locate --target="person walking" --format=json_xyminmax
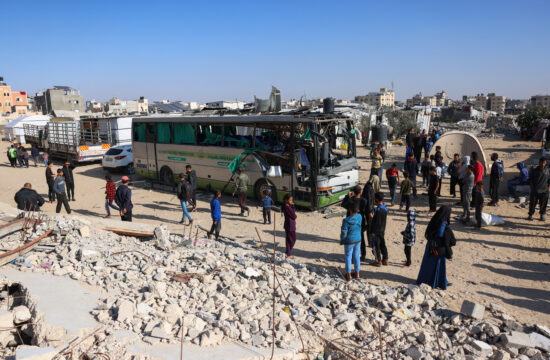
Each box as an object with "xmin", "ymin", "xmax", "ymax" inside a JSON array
[
  {"xmin": 260, "ymin": 190, "xmax": 273, "ymax": 224},
  {"xmin": 424, "ymin": 137, "xmax": 434, "ymax": 159},
  {"xmin": 371, "ymin": 192, "xmax": 388, "ymax": 267},
  {"xmin": 340, "ymin": 205, "xmax": 362, "ymax": 281},
  {"xmin": 435, "ymin": 156, "xmax": 443, "ymax": 196},
  {"xmin": 207, "ymin": 191, "xmax": 222, "ymax": 240},
  {"xmin": 488, "ymin": 153, "xmax": 504, "ymax": 206},
  {"xmin": 448, "ymin": 153, "xmax": 461, "ymax": 198},
  {"xmin": 42, "ymin": 151, "xmax": 49, "ymax": 167},
  {"xmin": 460, "ymin": 165, "xmax": 475, "ymax": 223},
  {"xmin": 413, "ymin": 131, "xmax": 423, "ymax": 167},
  {"xmin": 457, "ymin": 155, "xmax": 471, "ymax": 206},
  {"xmin": 16, "ymin": 146, "xmax": 24, "ymax": 167},
  {"xmin": 115, "ymin": 176, "xmax": 133, "ymax": 221},
  {"xmin": 8, "ymin": 145, "xmax": 17, "ymax": 167},
  {"xmin": 232, "ymin": 167, "xmax": 250, "ymax": 216},
  {"xmin": 185, "ymin": 165, "xmax": 198, "ymax": 211},
  {"xmin": 471, "ymin": 151, "xmax": 484, "ymax": 186},
  {"xmin": 472, "ymin": 181, "xmax": 485, "ymax": 229},
  {"xmin": 177, "ymin": 173, "xmax": 193, "ymax": 225},
  {"xmin": 527, "ymin": 158, "xmax": 550, "ymax": 221},
  {"xmin": 14, "ymin": 183, "xmax": 45, "ymax": 211},
  {"xmin": 62, "ymin": 161, "xmax": 75, "ymax": 201},
  {"xmin": 282, "ymin": 194, "xmax": 297, "ymax": 259},
  {"xmin": 361, "ymin": 176, "xmax": 376, "ymax": 261},
  {"xmin": 53, "ymin": 169, "xmax": 71, "ymax": 214},
  {"xmin": 421, "ymin": 155, "xmax": 431, "ymax": 187},
  {"xmin": 104, "ymin": 175, "xmax": 120, "ymax": 219},
  {"xmin": 45, "ymin": 161, "xmax": 56, "ymax": 203},
  {"xmin": 377, "ymin": 143, "xmax": 385, "ymax": 180},
  {"xmin": 401, "ymin": 209, "xmax": 416, "ymax": 268},
  {"xmin": 404, "ymin": 152, "xmax": 418, "ymax": 197},
  {"xmin": 370, "ymin": 149, "xmax": 383, "ymax": 180},
  {"xmin": 31, "ymin": 146, "xmax": 40, "ymax": 167},
  {"xmin": 399, "ymin": 171, "xmax": 415, "ymax": 211},
  {"xmin": 21, "ymin": 147, "xmax": 29, "ymax": 168},
  {"xmin": 428, "ymin": 166, "xmax": 439, "ymax": 215},
  {"xmin": 386, "ymin": 163, "xmax": 399, "ymax": 205},
  {"xmin": 416, "ymin": 205, "xmax": 455, "ymax": 290}
]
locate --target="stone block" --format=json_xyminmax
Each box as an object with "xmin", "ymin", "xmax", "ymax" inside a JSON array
[
  {"xmin": 472, "ymin": 340, "xmax": 493, "ymax": 356},
  {"xmin": 405, "ymin": 346, "xmax": 423, "ymax": 360},
  {"xmin": 501, "ymin": 331, "xmax": 533, "ymax": 349},
  {"xmin": 0, "ymin": 309, "xmax": 13, "ymax": 328},
  {"xmin": 16, "ymin": 345, "xmax": 57, "ymax": 360},
  {"xmin": 529, "ymin": 332, "xmax": 550, "ymax": 353},
  {"xmin": 13, "ymin": 305, "xmax": 32, "ymax": 324},
  {"xmin": 78, "ymin": 226, "xmax": 90, "ymax": 237},
  {"xmin": 116, "ymin": 300, "xmax": 135, "ymax": 323},
  {"xmin": 460, "ymin": 300, "xmax": 485, "ymax": 320}
]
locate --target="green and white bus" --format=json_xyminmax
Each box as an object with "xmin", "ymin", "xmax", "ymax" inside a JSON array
[{"xmin": 132, "ymin": 114, "xmax": 359, "ymax": 209}]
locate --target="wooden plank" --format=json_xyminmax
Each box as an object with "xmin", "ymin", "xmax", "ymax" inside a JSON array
[
  {"xmin": 103, "ymin": 228, "xmax": 154, "ymax": 238},
  {"xmin": 0, "ymin": 230, "xmax": 53, "ymax": 266},
  {"xmin": 0, "ymin": 218, "xmax": 24, "ymax": 238}
]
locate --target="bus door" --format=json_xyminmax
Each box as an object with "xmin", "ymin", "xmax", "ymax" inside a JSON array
[{"xmin": 145, "ymin": 123, "xmax": 158, "ymax": 178}]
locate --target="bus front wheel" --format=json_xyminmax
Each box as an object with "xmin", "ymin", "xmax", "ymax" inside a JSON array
[
  {"xmin": 160, "ymin": 166, "xmax": 174, "ymax": 186},
  {"xmin": 255, "ymin": 179, "xmax": 276, "ymax": 203}
]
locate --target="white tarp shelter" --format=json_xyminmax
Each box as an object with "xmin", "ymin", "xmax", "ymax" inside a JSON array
[
  {"xmin": 3, "ymin": 115, "xmax": 51, "ymax": 143},
  {"xmin": 430, "ymin": 130, "xmax": 488, "ymax": 171}
]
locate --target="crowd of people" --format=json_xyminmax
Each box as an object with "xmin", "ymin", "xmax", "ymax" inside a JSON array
[{"xmin": 6, "ymin": 143, "xmax": 45, "ymax": 168}]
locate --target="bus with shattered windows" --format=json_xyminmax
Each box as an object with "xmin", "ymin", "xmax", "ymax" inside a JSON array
[{"xmin": 132, "ymin": 114, "xmax": 359, "ymax": 209}]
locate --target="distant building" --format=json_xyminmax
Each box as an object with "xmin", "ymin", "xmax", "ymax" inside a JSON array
[
  {"xmin": 0, "ymin": 77, "xmax": 28, "ymax": 115},
  {"xmin": 104, "ymin": 96, "xmax": 148, "ymax": 115},
  {"xmin": 35, "ymin": 86, "xmax": 85, "ymax": 115},
  {"xmin": 406, "ymin": 92, "xmax": 436, "ymax": 107},
  {"xmin": 530, "ymin": 95, "xmax": 550, "ymax": 111},
  {"xmin": 487, "ymin": 93, "xmax": 506, "ymax": 114},
  {"xmin": 505, "ymin": 99, "xmax": 528, "ymax": 115},
  {"xmin": 205, "ymin": 100, "xmax": 245, "ymax": 110},
  {"xmin": 355, "ymin": 88, "xmax": 395, "ymax": 108},
  {"xmin": 87, "ymin": 100, "xmax": 104, "ymax": 113}
]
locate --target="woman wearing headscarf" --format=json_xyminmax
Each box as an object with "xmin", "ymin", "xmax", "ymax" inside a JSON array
[
  {"xmin": 361, "ymin": 174, "xmax": 379, "ymax": 261},
  {"xmin": 416, "ymin": 205, "xmax": 454, "ymax": 290}
]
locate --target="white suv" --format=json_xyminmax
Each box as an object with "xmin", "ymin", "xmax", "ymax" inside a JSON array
[{"xmin": 102, "ymin": 145, "xmax": 134, "ymax": 174}]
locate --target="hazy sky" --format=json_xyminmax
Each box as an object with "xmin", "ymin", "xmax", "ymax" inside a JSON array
[{"xmin": 2, "ymin": 0, "xmax": 549, "ymax": 103}]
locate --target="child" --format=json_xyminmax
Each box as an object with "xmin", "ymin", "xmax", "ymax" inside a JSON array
[
  {"xmin": 386, "ymin": 163, "xmax": 399, "ymax": 205},
  {"xmin": 207, "ymin": 191, "xmax": 222, "ymax": 240},
  {"xmin": 400, "ymin": 171, "xmax": 415, "ymax": 211},
  {"xmin": 401, "ymin": 209, "xmax": 416, "ymax": 267},
  {"xmin": 371, "ymin": 192, "xmax": 388, "ymax": 267},
  {"xmin": 429, "ymin": 154, "xmax": 436, "ymax": 167},
  {"xmin": 104, "ymin": 175, "xmax": 120, "ymax": 218},
  {"xmin": 421, "ymin": 156, "xmax": 431, "ymax": 187},
  {"xmin": 260, "ymin": 189, "xmax": 273, "ymax": 224},
  {"xmin": 42, "ymin": 152, "xmax": 49, "ymax": 167},
  {"xmin": 340, "ymin": 205, "xmax": 362, "ymax": 281},
  {"xmin": 472, "ymin": 181, "xmax": 485, "ymax": 229},
  {"xmin": 428, "ymin": 166, "xmax": 439, "ymax": 215},
  {"xmin": 282, "ymin": 194, "xmax": 297, "ymax": 258}
]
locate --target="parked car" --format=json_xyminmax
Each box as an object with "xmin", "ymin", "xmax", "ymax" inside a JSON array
[{"xmin": 102, "ymin": 145, "xmax": 134, "ymax": 173}]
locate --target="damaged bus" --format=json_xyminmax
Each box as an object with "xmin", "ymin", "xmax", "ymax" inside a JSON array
[{"xmin": 132, "ymin": 114, "xmax": 359, "ymax": 209}]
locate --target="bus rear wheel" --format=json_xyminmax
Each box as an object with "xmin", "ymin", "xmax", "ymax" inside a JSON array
[
  {"xmin": 255, "ymin": 179, "xmax": 276, "ymax": 203},
  {"xmin": 160, "ymin": 166, "xmax": 174, "ymax": 186}
]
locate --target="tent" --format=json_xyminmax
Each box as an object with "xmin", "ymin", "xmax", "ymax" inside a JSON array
[
  {"xmin": 430, "ymin": 130, "xmax": 488, "ymax": 171},
  {"xmin": 3, "ymin": 115, "xmax": 51, "ymax": 143}
]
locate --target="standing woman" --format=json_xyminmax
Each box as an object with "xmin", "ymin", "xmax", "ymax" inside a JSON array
[
  {"xmin": 282, "ymin": 194, "xmax": 297, "ymax": 259},
  {"xmin": 417, "ymin": 205, "xmax": 454, "ymax": 290}
]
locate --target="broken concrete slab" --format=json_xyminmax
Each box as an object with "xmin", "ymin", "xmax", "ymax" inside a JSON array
[
  {"xmin": 460, "ymin": 300, "xmax": 485, "ymax": 320},
  {"xmin": 501, "ymin": 331, "xmax": 533, "ymax": 349},
  {"xmin": 13, "ymin": 305, "xmax": 31, "ymax": 324},
  {"xmin": 529, "ymin": 332, "xmax": 550, "ymax": 353},
  {"xmin": 15, "ymin": 345, "xmax": 57, "ymax": 360}
]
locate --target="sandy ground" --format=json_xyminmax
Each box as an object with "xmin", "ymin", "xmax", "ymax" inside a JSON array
[{"xmin": 0, "ymin": 137, "xmax": 548, "ymax": 327}]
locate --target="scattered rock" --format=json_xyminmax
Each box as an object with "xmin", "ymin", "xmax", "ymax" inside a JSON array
[
  {"xmin": 460, "ymin": 300, "xmax": 485, "ymax": 320},
  {"xmin": 501, "ymin": 331, "xmax": 533, "ymax": 349},
  {"xmin": 15, "ymin": 345, "xmax": 57, "ymax": 360},
  {"xmin": 13, "ymin": 305, "xmax": 32, "ymax": 324}
]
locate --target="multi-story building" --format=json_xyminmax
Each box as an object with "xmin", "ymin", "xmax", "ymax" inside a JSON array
[
  {"xmin": 530, "ymin": 95, "xmax": 550, "ymax": 111},
  {"xmin": 205, "ymin": 100, "xmax": 245, "ymax": 110},
  {"xmin": 406, "ymin": 92, "xmax": 436, "ymax": 107},
  {"xmin": 0, "ymin": 77, "xmax": 28, "ymax": 115},
  {"xmin": 487, "ymin": 93, "xmax": 506, "ymax": 114},
  {"xmin": 105, "ymin": 96, "xmax": 149, "ymax": 115},
  {"xmin": 355, "ymin": 88, "xmax": 395, "ymax": 108},
  {"xmin": 35, "ymin": 86, "xmax": 85, "ymax": 114}
]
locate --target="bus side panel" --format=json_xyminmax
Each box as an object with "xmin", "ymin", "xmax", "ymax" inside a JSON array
[{"xmin": 133, "ymin": 142, "xmax": 155, "ymax": 178}]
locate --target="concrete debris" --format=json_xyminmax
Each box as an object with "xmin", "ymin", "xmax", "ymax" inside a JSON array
[
  {"xmin": 0, "ymin": 215, "xmax": 548, "ymax": 359},
  {"xmin": 15, "ymin": 345, "xmax": 57, "ymax": 360}
]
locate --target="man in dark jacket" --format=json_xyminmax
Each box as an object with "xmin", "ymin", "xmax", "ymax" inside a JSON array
[
  {"xmin": 472, "ymin": 181, "xmax": 485, "ymax": 228},
  {"xmin": 185, "ymin": 164, "xmax": 198, "ymax": 211},
  {"xmin": 342, "ymin": 185, "xmax": 368, "ymax": 260},
  {"xmin": 371, "ymin": 192, "xmax": 388, "ymax": 267},
  {"xmin": 405, "ymin": 128, "xmax": 415, "ymax": 149},
  {"xmin": 45, "ymin": 161, "xmax": 56, "ymax": 203},
  {"xmin": 448, "ymin": 153, "xmax": 461, "ymax": 198},
  {"xmin": 488, "ymin": 153, "xmax": 504, "ymax": 206},
  {"xmin": 115, "ymin": 176, "xmax": 133, "ymax": 222},
  {"xmin": 14, "ymin": 183, "xmax": 45, "ymax": 211},
  {"xmin": 528, "ymin": 158, "xmax": 550, "ymax": 221},
  {"xmin": 361, "ymin": 179, "xmax": 375, "ymax": 261},
  {"xmin": 404, "ymin": 152, "xmax": 418, "ymax": 197},
  {"xmin": 413, "ymin": 131, "xmax": 423, "ymax": 166},
  {"xmin": 62, "ymin": 161, "xmax": 75, "ymax": 201}
]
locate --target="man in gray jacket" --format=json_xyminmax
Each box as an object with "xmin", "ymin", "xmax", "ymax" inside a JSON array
[
  {"xmin": 54, "ymin": 169, "xmax": 71, "ymax": 214},
  {"xmin": 460, "ymin": 165, "xmax": 475, "ymax": 223},
  {"xmin": 232, "ymin": 166, "xmax": 250, "ymax": 216}
]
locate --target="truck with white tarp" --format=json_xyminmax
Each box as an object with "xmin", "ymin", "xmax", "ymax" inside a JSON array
[{"xmin": 3, "ymin": 115, "xmax": 51, "ymax": 143}]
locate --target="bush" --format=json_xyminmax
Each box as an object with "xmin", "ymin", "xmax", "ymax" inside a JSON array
[{"xmin": 516, "ymin": 107, "xmax": 548, "ymax": 131}]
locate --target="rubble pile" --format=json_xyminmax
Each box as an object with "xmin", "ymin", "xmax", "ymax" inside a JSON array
[{"xmin": 1, "ymin": 215, "xmax": 549, "ymax": 359}]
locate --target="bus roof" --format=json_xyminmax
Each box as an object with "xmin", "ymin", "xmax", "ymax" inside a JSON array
[{"xmin": 133, "ymin": 114, "xmax": 350, "ymax": 125}]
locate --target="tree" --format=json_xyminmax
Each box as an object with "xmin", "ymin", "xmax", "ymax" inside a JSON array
[
  {"xmin": 516, "ymin": 106, "xmax": 548, "ymax": 131},
  {"xmin": 387, "ymin": 111, "xmax": 419, "ymax": 138}
]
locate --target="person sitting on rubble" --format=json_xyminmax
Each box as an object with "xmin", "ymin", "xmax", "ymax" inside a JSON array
[
  {"xmin": 507, "ymin": 162, "xmax": 530, "ymax": 199},
  {"xmin": 14, "ymin": 183, "xmax": 45, "ymax": 211}
]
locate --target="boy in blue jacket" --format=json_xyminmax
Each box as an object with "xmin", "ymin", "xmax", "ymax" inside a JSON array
[
  {"xmin": 207, "ymin": 191, "xmax": 222, "ymax": 240},
  {"xmin": 340, "ymin": 205, "xmax": 362, "ymax": 281}
]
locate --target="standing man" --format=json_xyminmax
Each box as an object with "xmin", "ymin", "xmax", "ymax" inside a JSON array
[
  {"xmin": 472, "ymin": 181, "xmax": 485, "ymax": 229},
  {"xmin": 527, "ymin": 158, "xmax": 550, "ymax": 221},
  {"xmin": 370, "ymin": 149, "xmax": 383, "ymax": 179},
  {"xmin": 405, "ymin": 128, "xmax": 415, "ymax": 149},
  {"xmin": 104, "ymin": 175, "xmax": 120, "ymax": 218},
  {"xmin": 45, "ymin": 161, "xmax": 56, "ymax": 203},
  {"xmin": 488, "ymin": 153, "xmax": 504, "ymax": 206},
  {"xmin": 404, "ymin": 152, "xmax": 418, "ymax": 198},
  {"xmin": 471, "ymin": 152, "xmax": 484, "ymax": 186},
  {"xmin": 185, "ymin": 165, "xmax": 198, "ymax": 211},
  {"xmin": 30, "ymin": 146, "xmax": 40, "ymax": 167},
  {"xmin": 8, "ymin": 145, "xmax": 17, "ymax": 167},
  {"xmin": 177, "ymin": 173, "xmax": 193, "ymax": 225},
  {"xmin": 461, "ymin": 165, "xmax": 475, "ymax": 224},
  {"xmin": 14, "ymin": 183, "xmax": 45, "ymax": 211},
  {"xmin": 371, "ymin": 192, "xmax": 388, "ymax": 267},
  {"xmin": 232, "ymin": 166, "xmax": 250, "ymax": 216},
  {"xmin": 62, "ymin": 161, "xmax": 75, "ymax": 201},
  {"xmin": 54, "ymin": 169, "xmax": 71, "ymax": 214},
  {"xmin": 115, "ymin": 176, "xmax": 133, "ymax": 222},
  {"xmin": 448, "ymin": 153, "xmax": 461, "ymax": 198},
  {"xmin": 413, "ymin": 131, "xmax": 423, "ymax": 168}
]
